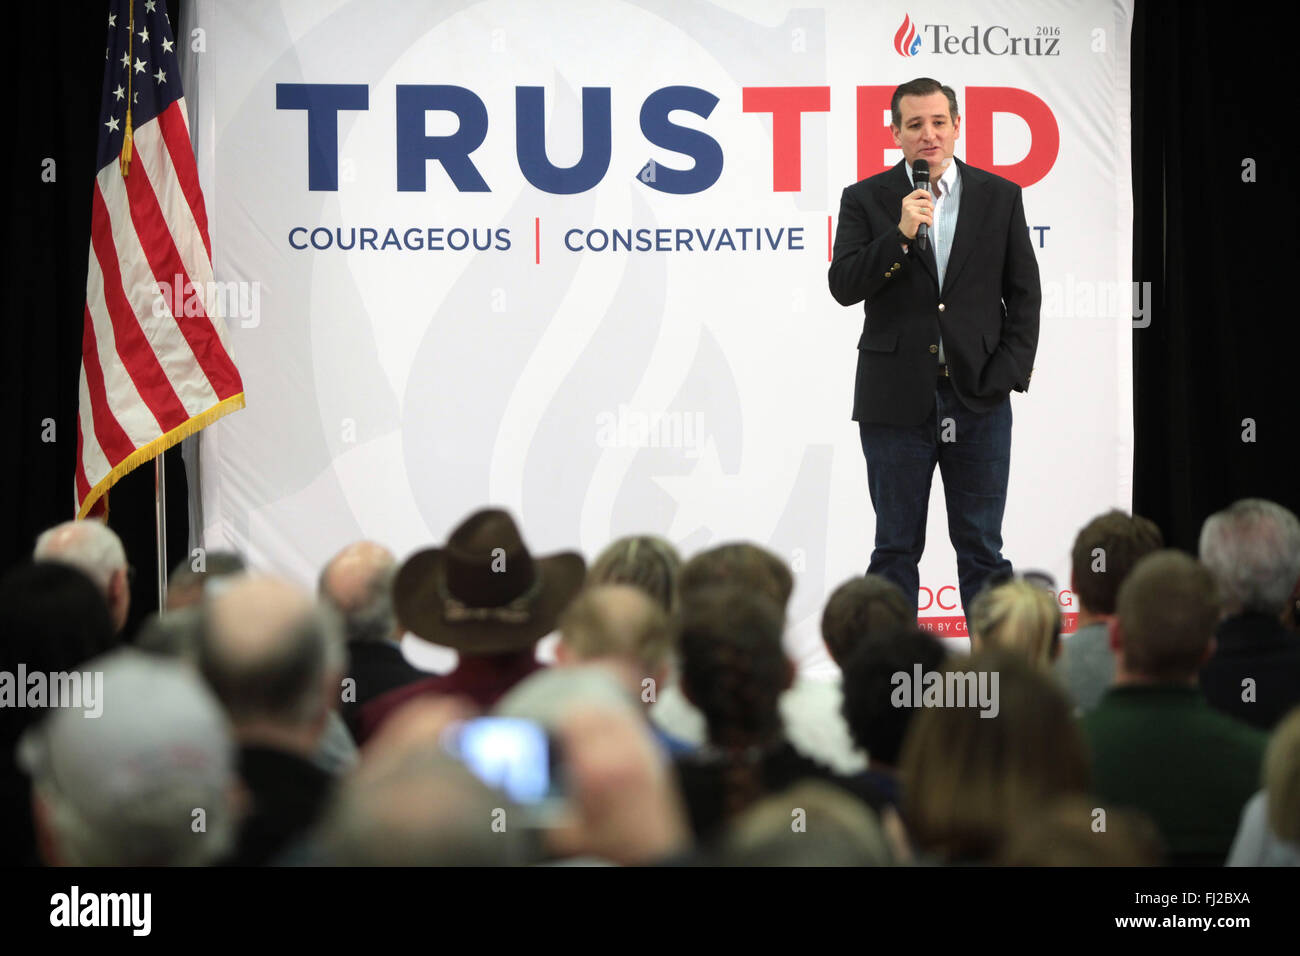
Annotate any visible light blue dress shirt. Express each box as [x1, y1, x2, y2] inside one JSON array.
[[906, 159, 961, 365]]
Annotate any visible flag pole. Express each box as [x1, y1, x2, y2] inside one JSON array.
[[155, 453, 168, 611]]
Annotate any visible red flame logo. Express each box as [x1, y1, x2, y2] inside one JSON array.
[[894, 15, 919, 57]]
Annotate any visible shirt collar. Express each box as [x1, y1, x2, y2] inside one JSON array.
[[906, 158, 959, 192]]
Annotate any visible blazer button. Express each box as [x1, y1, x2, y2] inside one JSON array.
[[892, 262, 901, 269], [884, 272, 891, 278], [928, 344, 938, 354], [938, 303, 946, 312]]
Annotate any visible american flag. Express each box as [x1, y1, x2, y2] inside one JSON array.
[[77, 0, 243, 518]]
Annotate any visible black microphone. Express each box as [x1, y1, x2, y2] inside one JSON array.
[[912, 158, 930, 251]]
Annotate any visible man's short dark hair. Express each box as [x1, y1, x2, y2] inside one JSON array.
[[1071, 510, 1164, 615], [821, 575, 912, 667], [891, 78, 960, 128], [0, 562, 116, 676], [1116, 550, 1219, 681], [0, 564, 117, 770], [679, 544, 793, 611], [840, 625, 945, 768]]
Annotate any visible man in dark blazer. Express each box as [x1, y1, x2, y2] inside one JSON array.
[[828, 77, 1041, 623]]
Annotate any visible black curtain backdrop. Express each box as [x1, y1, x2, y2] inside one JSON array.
[[4, 1, 187, 640], [3, 1, 1296, 632], [1130, 0, 1298, 550]]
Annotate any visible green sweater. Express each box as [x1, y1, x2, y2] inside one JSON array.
[[1080, 684, 1267, 866]]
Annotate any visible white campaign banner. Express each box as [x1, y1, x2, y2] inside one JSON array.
[[192, 0, 1133, 673]]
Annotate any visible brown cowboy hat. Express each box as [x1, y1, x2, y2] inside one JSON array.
[[393, 508, 586, 654]]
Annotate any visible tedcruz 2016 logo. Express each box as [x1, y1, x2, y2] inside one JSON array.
[[895, 15, 923, 56], [894, 15, 1061, 56]]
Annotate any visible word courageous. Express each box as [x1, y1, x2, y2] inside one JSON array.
[[890, 663, 1000, 718], [0, 666, 103, 718], [50, 886, 151, 936], [275, 83, 1059, 194], [287, 225, 510, 252]]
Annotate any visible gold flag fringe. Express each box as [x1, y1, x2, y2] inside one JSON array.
[[76, 392, 246, 520]]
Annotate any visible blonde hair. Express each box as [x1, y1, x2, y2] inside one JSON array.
[[588, 536, 681, 613], [900, 652, 1089, 862], [997, 796, 1163, 866], [969, 578, 1060, 670], [1266, 707, 1300, 842]]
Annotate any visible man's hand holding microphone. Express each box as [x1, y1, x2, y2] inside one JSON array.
[[898, 158, 934, 250]]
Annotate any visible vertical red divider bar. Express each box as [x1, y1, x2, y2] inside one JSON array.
[[826, 215, 832, 262], [535, 217, 540, 264]]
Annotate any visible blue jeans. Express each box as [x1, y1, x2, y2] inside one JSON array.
[[858, 376, 1013, 622]]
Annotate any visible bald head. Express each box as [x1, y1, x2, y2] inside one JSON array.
[[34, 519, 129, 632], [319, 541, 399, 644], [209, 576, 314, 661], [558, 584, 675, 675], [199, 576, 343, 738]]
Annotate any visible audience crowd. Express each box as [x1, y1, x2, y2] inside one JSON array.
[[3, 497, 1300, 866]]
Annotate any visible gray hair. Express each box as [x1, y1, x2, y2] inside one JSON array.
[[33, 776, 234, 867], [21, 649, 236, 866], [169, 550, 247, 592], [136, 605, 206, 660], [33, 520, 126, 592], [1199, 499, 1300, 616]]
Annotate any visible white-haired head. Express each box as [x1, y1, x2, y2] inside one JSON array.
[[20, 649, 237, 866], [34, 520, 130, 632], [1199, 499, 1300, 618]]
